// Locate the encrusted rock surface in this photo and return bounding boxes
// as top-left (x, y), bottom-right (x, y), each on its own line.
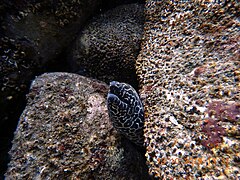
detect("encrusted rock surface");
top-left (0, 1), bottom-right (100, 176)
top-left (137, 0), bottom-right (239, 179)
top-left (5, 72), bottom-right (149, 179)
top-left (71, 3), bottom-right (144, 88)
top-left (0, 0), bottom-right (101, 129)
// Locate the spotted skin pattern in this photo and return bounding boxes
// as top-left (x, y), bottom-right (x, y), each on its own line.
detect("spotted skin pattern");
top-left (107, 81), bottom-right (144, 146)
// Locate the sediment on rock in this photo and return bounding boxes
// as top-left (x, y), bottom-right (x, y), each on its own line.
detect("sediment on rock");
top-left (5, 72), bottom-right (149, 179)
top-left (137, 0), bottom-right (239, 179)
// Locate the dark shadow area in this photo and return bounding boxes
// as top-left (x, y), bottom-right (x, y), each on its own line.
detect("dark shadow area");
top-left (121, 138), bottom-right (151, 180)
top-left (101, 0), bottom-right (145, 10)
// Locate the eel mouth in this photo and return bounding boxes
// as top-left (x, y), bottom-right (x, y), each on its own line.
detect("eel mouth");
top-left (107, 93), bottom-right (118, 103)
top-left (108, 81), bottom-right (121, 103)
top-left (109, 81), bottom-right (123, 98)
top-left (108, 81), bottom-right (126, 105)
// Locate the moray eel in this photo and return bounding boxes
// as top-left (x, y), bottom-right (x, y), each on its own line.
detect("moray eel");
top-left (107, 81), bottom-right (144, 146)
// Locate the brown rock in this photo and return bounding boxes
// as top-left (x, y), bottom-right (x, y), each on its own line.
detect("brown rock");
top-left (137, 0), bottom-right (240, 179)
top-left (0, 1), bottom-right (101, 175)
top-left (5, 73), bottom-right (149, 179)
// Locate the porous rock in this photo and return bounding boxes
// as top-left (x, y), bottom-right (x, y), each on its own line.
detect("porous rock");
top-left (0, 1), bottom-right (101, 176)
top-left (137, 0), bottom-right (239, 179)
top-left (70, 3), bottom-right (144, 88)
top-left (1, 0), bottom-right (102, 123)
top-left (5, 72), bottom-right (149, 179)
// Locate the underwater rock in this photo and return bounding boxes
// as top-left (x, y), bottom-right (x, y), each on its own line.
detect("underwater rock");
top-left (70, 3), bottom-right (144, 89)
top-left (5, 72), bottom-right (149, 179)
top-left (136, 0), bottom-right (240, 179)
top-left (0, 0), bottom-right (101, 128)
top-left (0, 1), bottom-right (101, 176)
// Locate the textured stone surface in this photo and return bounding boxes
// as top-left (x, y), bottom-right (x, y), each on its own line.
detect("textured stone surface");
top-left (0, 0), bottom-right (101, 128)
top-left (5, 73), bottom-right (149, 179)
top-left (136, 0), bottom-right (239, 179)
top-left (71, 3), bottom-right (144, 88)
top-left (0, 1), bottom-right (101, 176)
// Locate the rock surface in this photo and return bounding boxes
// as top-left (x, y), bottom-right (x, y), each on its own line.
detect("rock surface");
top-left (0, 0), bottom-right (101, 131)
top-left (70, 3), bottom-right (144, 89)
top-left (5, 73), bottom-right (149, 179)
top-left (137, 0), bottom-right (239, 179)
top-left (0, 1), bottom-right (101, 176)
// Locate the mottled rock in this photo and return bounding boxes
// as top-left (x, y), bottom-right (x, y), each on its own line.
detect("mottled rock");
top-left (0, 1), bottom-right (101, 176)
top-left (137, 0), bottom-right (239, 179)
top-left (0, 0), bottom-right (101, 128)
top-left (5, 73), bottom-right (149, 179)
top-left (70, 3), bottom-right (144, 89)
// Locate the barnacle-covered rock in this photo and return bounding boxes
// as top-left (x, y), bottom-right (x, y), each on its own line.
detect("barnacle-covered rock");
top-left (5, 73), bottom-right (149, 179)
top-left (107, 81), bottom-right (144, 146)
top-left (70, 3), bottom-right (144, 88)
top-left (137, 0), bottom-right (240, 179)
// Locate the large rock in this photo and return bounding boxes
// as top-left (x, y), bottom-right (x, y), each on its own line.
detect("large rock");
top-left (0, 1), bottom-right (101, 176)
top-left (70, 3), bottom-right (144, 89)
top-left (137, 0), bottom-right (239, 179)
top-left (5, 73), bottom-right (149, 179)
top-left (0, 0), bottom-right (101, 129)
